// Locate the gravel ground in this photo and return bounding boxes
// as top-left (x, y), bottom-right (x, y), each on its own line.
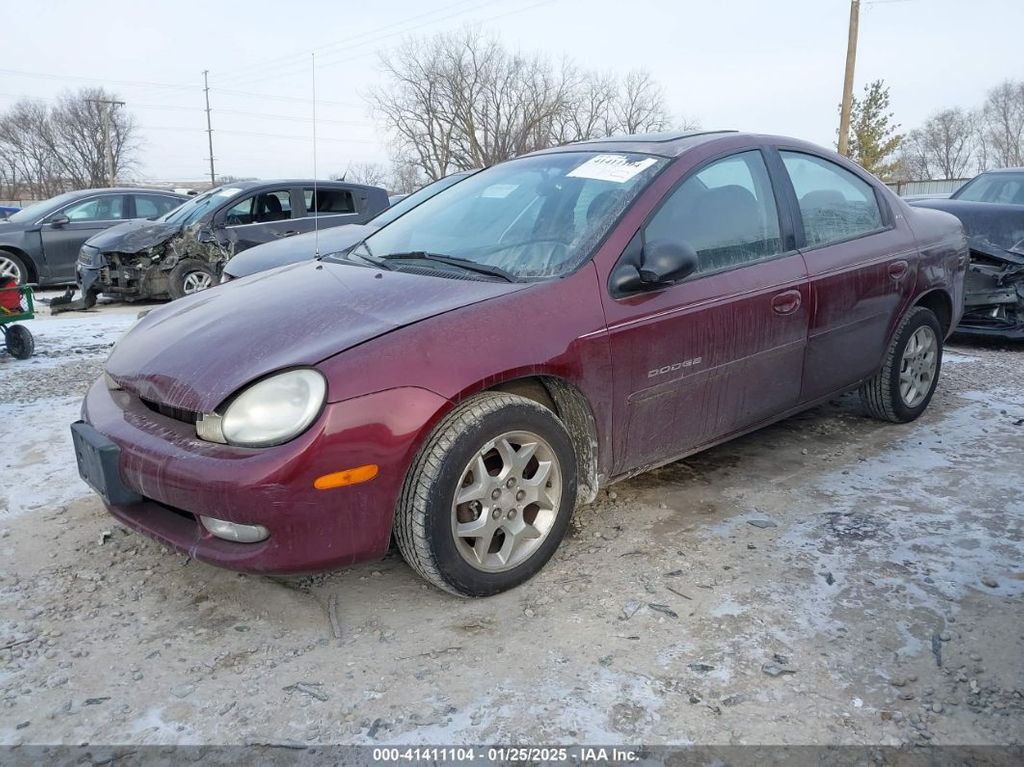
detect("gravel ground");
top-left (0, 296), bottom-right (1022, 748)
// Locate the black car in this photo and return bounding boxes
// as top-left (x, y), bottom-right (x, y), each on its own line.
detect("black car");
top-left (221, 171), bottom-right (478, 281)
top-left (0, 188), bottom-right (186, 286)
top-left (911, 168), bottom-right (1024, 340)
top-left (72, 180), bottom-right (390, 304)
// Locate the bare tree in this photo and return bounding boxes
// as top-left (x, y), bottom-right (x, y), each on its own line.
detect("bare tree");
top-left (902, 108), bottom-right (975, 179)
top-left (334, 161), bottom-right (389, 186)
top-left (613, 70), bottom-right (671, 134)
top-left (387, 160), bottom-right (427, 195)
top-left (369, 29), bottom-right (683, 180)
top-left (978, 80), bottom-right (1024, 168)
top-left (0, 88), bottom-right (138, 198)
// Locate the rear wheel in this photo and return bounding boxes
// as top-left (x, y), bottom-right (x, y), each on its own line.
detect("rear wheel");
top-left (4, 325), bottom-right (34, 359)
top-left (168, 259), bottom-right (216, 299)
top-left (394, 392), bottom-right (578, 597)
top-left (0, 251), bottom-right (27, 285)
top-left (860, 306), bottom-right (942, 423)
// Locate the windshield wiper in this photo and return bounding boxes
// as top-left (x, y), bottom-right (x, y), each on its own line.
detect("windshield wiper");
top-left (378, 251), bottom-right (515, 282)
top-left (339, 239), bottom-right (394, 270)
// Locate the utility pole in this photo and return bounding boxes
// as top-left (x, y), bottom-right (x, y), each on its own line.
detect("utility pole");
top-left (86, 97), bottom-right (125, 186)
top-left (837, 0), bottom-right (860, 157)
top-left (203, 70), bottom-right (216, 186)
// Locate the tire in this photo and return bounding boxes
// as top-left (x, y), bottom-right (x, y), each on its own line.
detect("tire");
top-left (860, 306), bottom-right (943, 423)
top-left (167, 259), bottom-right (216, 299)
top-left (5, 325), bottom-right (34, 360)
top-left (395, 392), bottom-right (578, 597)
top-left (0, 251), bottom-right (28, 285)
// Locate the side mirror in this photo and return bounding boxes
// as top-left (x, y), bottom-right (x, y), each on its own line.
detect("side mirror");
top-left (639, 240), bottom-right (699, 285)
top-left (49, 214), bottom-right (70, 227)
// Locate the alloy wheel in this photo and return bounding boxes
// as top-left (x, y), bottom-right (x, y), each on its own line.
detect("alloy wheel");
top-left (0, 255), bottom-right (23, 283)
top-left (450, 430), bottom-right (562, 572)
top-left (182, 271), bottom-right (213, 294)
top-left (898, 325), bottom-right (937, 408)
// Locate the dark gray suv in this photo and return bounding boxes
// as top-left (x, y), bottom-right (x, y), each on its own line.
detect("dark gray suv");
top-left (0, 188), bottom-right (186, 285)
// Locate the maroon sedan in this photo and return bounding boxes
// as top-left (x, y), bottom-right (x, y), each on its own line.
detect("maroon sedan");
top-left (72, 131), bottom-right (967, 596)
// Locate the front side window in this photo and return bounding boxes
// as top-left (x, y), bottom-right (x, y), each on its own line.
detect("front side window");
top-left (781, 151), bottom-right (884, 247)
top-left (224, 190), bottom-right (291, 226)
top-left (162, 186), bottom-right (245, 226)
top-left (644, 151), bottom-right (783, 274)
top-left (55, 195), bottom-right (126, 223)
top-left (348, 152), bottom-right (666, 280)
top-left (304, 188), bottom-right (355, 215)
top-left (953, 172), bottom-right (1024, 204)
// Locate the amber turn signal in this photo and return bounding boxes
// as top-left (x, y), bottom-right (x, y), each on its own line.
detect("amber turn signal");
top-left (314, 464), bottom-right (379, 490)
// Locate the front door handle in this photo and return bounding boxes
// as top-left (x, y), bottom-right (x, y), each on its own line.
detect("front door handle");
top-left (888, 260), bottom-right (909, 281)
top-left (281, 230), bottom-right (299, 237)
top-left (771, 289), bottom-right (802, 316)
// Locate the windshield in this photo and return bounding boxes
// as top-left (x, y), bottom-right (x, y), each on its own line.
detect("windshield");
top-left (6, 192), bottom-right (80, 223)
top-left (161, 185), bottom-right (245, 225)
top-left (369, 172), bottom-right (476, 229)
top-left (953, 172), bottom-right (1024, 204)
top-left (350, 152), bottom-right (665, 279)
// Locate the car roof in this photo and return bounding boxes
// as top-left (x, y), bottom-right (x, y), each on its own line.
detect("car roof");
top-left (221, 179), bottom-right (386, 193)
top-left (528, 130), bottom-right (740, 158)
top-left (62, 187), bottom-right (187, 197)
top-left (978, 167), bottom-right (1024, 175)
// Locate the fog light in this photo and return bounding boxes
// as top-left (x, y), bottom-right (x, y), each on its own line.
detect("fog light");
top-left (200, 515), bottom-right (269, 543)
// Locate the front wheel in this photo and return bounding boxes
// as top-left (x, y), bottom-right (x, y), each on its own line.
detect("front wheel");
top-left (394, 392), bottom-right (578, 597)
top-left (168, 259), bottom-right (216, 299)
top-left (860, 306), bottom-right (942, 423)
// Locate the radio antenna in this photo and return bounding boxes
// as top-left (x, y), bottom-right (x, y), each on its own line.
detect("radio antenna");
top-left (311, 51), bottom-right (319, 258)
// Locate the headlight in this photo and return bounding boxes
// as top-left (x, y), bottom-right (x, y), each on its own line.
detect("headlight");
top-left (198, 369), bottom-right (326, 447)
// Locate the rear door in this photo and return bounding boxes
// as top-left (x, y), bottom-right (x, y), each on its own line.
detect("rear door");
top-left (39, 193), bottom-right (129, 281)
top-left (602, 149), bottom-right (810, 473)
top-left (773, 149), bottom-right (918, 401)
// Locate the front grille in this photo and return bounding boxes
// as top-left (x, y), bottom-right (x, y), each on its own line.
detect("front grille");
top-left (141, 397), bottom-right (200, 425)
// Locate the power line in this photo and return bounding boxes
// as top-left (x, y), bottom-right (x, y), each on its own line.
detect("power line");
top-left (0, 67), bottom-right (194, 92)
top-left (214, 0), bottom-right (485, 84)
top-left (139, 126), bottom-right (379, 144)
top-left (225, 0), bottom-right (543, 88)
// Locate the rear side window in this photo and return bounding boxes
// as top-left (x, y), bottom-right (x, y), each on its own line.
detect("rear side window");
top-left (780, 151), bottom-right (884, 247)
top-left (644, 150), bottom-right (783, 275)
top-left (134, 194), bottom-right (181, 219)
top-left (304, 188), bottom-right (355, 215)
top-left (224, 190), bottom-right (292, 226)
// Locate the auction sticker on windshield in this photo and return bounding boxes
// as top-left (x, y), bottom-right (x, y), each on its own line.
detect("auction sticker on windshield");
top-left (568, 154), bottom-right (658, 183)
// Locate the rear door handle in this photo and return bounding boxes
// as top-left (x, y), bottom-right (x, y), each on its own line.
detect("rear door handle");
top-left (771, 289), bottom-right (802, 316)
top-left (888, 260), bottom-right (909, 280)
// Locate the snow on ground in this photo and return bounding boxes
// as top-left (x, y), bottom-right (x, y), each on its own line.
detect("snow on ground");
top-left (0, 308), bottom-right (136, 520)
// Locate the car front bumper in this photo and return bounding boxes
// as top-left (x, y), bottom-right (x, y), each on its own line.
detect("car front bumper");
top-left (78, 377), bottom-right (448, 574)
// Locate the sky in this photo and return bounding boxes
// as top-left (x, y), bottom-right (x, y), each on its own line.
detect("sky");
top-left (3, 0), bottom-right (1021, 185)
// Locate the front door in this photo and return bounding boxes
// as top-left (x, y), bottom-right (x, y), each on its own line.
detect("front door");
top-left (775, 150), bottom-right (919, 401)
top-left (602, 150), bottom-right (810, 474)
top-left (40, 193), bottom-right (129, 281)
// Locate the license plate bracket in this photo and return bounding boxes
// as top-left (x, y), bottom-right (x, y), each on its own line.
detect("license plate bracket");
top-left (70, 421), bottom-right (142, 506)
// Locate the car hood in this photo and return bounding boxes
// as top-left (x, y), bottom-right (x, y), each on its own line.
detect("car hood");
top-left (910, 198), bottom-right (1024, 252)
top-left (105, 259), bottom-right (528, 412)
top-left (86, 219), bottom-right (184, 253)
top-left (223, 223), bottom-right (375, 278)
